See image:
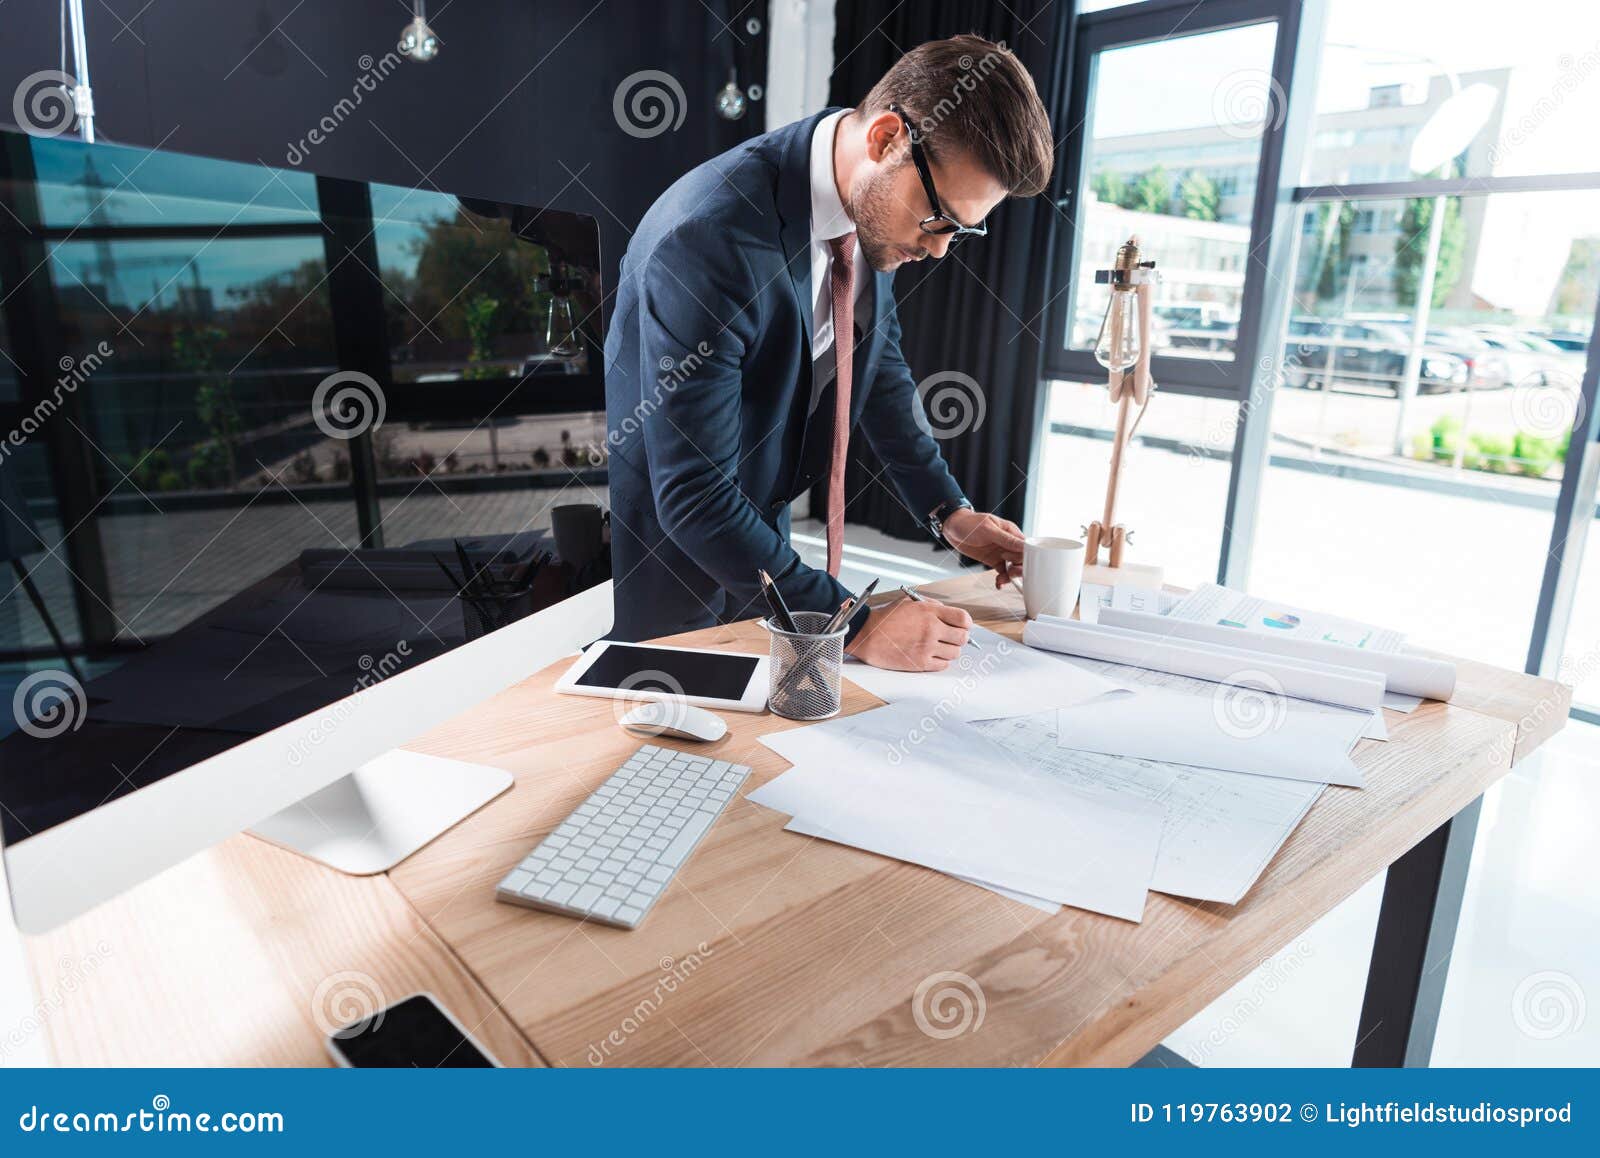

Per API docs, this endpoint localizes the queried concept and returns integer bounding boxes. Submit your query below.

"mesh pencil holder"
[765,610,847,721]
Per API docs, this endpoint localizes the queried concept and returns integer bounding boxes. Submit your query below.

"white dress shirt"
[809,109,871,414]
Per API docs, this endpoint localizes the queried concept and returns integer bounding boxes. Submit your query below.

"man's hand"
[845,596,972,671]
[940,508,1025,588]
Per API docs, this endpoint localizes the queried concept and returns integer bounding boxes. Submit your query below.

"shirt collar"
[809,109,855,244]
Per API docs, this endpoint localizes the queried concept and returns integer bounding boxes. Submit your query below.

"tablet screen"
[575,645,761,701]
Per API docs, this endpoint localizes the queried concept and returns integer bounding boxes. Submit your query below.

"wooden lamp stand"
[1084,237,1164,590]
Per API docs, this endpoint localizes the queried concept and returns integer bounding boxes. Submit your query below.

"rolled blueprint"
[1023,615,1386,713]
[1098,607,1455,702]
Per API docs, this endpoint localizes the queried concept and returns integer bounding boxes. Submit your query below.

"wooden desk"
[25,573,1569,1067]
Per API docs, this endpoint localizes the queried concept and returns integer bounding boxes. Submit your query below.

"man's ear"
[860,109,910,165]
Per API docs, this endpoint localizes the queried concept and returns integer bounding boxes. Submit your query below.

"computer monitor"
[0,129,613,934]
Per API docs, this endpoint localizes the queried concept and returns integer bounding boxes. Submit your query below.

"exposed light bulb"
[715,78,747,120]
[399,15,439,61]
[1093,289,1141,372]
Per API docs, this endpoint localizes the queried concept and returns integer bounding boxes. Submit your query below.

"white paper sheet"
[754,702,1164,921]
[1168,582,1406,652]
[782,816,1062,913]
[1112,585,1167,614]
[974,712,1325,904]
[1025,615,1387,714]
[1079,582,1113,623]
[1098,607,1456,702]
[841,624,1120,722]
[1053,686,1368,787]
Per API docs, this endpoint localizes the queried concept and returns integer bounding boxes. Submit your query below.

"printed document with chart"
[1166,582,1421,710]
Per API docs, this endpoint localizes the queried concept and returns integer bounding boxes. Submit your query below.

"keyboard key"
[502,869,533,892]
[546,881,579,905]
[615,905,643,924]
[659,809,717,867]
[645,863,673,884]
[572,884,603,910]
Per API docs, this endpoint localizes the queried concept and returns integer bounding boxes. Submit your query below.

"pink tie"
[825,232,857,578]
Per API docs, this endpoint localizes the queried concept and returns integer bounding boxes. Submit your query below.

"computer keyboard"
[494,744,750,929]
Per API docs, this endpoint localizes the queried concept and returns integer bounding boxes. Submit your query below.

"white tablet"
[555,640,770,713]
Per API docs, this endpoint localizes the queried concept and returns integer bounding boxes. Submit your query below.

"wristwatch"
[927,498,973,544]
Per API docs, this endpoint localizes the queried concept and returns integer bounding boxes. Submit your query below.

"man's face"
[847,111,1009,273]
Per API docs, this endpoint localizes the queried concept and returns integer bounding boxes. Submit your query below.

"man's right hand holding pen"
[844,586,972,672]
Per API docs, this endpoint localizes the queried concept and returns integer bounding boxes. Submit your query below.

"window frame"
[1042,0,1307,397]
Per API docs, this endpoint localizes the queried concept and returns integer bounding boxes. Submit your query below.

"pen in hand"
[898,585,978,648]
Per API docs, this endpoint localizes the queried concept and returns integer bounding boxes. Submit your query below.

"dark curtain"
[822,0,1073,539]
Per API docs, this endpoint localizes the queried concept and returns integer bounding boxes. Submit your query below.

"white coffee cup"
[1020,536,1086,621]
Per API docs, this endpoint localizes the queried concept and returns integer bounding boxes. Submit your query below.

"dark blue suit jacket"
[604,109,967,642]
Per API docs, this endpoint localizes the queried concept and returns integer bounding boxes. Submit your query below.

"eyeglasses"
[888,103,989,242]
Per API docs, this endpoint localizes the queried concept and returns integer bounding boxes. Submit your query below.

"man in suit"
[605,35,1054,670]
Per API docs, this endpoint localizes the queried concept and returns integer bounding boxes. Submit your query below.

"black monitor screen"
[0,127,606,848]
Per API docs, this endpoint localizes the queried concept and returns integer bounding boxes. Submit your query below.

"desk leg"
[1352,795,1482,1067]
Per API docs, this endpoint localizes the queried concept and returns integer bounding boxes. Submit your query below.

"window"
[1055,13,1286,380]
[1303,0,1600,184]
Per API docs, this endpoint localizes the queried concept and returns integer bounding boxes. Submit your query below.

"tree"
[1393,196,1465,308]
[1091,168,1127,208]
[173,324,240,489]
[1179,170,1220,222]
[1130,165,1171,216]
[1307,202,1356,303]
[463,294,501,379]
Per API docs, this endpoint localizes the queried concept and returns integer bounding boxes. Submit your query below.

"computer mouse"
[619,700,728,743]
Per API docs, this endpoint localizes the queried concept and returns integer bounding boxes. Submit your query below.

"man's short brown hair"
[859,34,1054,197]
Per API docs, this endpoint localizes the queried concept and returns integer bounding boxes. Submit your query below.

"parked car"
[1427,328,1508,390]
[1283,318,1471,396]
[1530,330,1591,355]
[1470,327,1565,387]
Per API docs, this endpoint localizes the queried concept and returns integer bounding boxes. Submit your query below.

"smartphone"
[325,992,501,1068]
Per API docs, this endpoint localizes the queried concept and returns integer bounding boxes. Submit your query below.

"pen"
[899,584,977,648]
[758,569,798,633]
[824,578,879,635]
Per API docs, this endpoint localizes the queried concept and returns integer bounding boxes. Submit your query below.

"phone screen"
[330,994,496,1068]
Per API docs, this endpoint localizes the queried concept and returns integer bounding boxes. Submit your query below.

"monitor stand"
[247,750,513,875]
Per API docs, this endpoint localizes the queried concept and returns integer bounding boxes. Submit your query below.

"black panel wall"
[0,0,770,309]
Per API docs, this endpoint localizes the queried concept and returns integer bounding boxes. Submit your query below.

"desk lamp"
[1085,236,1162,584]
